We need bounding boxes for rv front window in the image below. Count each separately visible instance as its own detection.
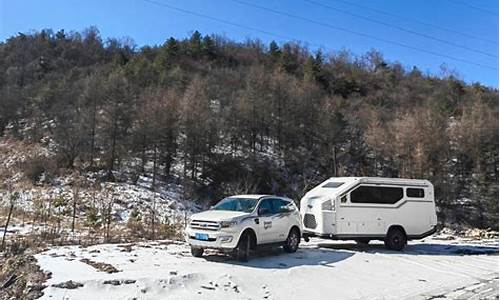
[321,200,332,210]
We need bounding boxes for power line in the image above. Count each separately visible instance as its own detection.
[139,0,324,48]
[304,0,497,58]
[139,0,497,70]
[229,0,497,70]
[329,0,496,45]
[446,0,498,16]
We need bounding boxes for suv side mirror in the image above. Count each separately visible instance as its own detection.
[258,207,270,215]
[279,205,292,213]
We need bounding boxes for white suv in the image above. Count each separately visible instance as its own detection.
[185,195,302,261]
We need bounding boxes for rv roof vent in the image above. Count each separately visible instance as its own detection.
[322,182,344,188]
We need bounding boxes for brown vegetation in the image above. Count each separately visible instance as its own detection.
[0,28,497,230]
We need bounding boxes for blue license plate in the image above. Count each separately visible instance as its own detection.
[195,233,209,240]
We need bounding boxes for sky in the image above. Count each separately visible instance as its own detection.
[1,0,498,87]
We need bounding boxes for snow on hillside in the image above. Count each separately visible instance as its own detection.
[0,140,201,237]
[35,234,498,300]
[0,177,197,222]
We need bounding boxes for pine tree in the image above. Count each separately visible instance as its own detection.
[202,35,216,60]
[188,30,202,58]
[268,40,281,63]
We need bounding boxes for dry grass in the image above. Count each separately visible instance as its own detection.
[0,254,50,300]
[0,208,184,299]
[0,233,49,300]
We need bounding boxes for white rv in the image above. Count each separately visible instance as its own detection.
[300,177,437,250]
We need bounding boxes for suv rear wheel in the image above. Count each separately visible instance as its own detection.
[384,228,407,251]
[283,228,300,253]
[235,232,251,262]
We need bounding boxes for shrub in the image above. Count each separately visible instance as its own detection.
[22,156,57,184]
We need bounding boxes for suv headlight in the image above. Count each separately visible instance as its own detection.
[220,220,238,228]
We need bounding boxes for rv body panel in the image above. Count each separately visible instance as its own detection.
[301,177,437,241]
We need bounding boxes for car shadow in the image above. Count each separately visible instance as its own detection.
[203,246,354,269]
[202,240,497,268]
[314,241,499,256]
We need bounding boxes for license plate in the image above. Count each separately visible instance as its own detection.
[195,233,209,240]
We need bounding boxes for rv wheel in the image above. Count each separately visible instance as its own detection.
[384,228,407,251]
[191,247,204,257]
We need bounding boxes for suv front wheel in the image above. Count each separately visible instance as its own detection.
[235,232,251,262]
[283,228,300,253]
[191,247,204,257]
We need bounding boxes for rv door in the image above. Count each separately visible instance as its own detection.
[337,194,357,235]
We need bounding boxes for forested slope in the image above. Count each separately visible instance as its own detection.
[0,28,497,228]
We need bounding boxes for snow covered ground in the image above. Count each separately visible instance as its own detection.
[35,234,498,300]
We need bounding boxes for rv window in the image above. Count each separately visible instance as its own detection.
[351,186,381,203]
[341,195,347,203]
[384,187,404,204]
[350,186,403,204]
[322,182,345,188]
[406,188,425,198]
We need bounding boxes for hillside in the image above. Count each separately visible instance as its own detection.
[0,27,498,232]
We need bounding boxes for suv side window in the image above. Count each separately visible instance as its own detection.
[272,198,292,213]
[258,198,273,215]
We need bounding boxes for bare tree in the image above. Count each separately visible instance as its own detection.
[101,187,114,242]
[221,175,258,196]
[71,174,81,234]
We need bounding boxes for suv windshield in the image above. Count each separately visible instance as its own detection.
[212,197,258,213]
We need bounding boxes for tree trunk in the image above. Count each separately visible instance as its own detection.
[45,199,53,233]
[107,118,118,179]
[164,153,172,178]
[1,203,14,251]
[277,98,282,151]
[152,145,157,189]
[89,99,97,168]
[151,145,157,240]
[191,151,196,180]
[72,184,79,233]
[141,134,146,174]
[106,203,111,242]
[332,146,338,177]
